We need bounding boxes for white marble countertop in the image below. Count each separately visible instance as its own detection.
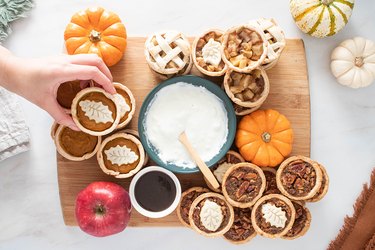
[0,0,375,249]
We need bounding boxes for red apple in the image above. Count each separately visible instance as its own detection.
[75,182,131,237]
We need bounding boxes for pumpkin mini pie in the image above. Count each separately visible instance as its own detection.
[223,68,270,110]
[97,132,145,178]
[262,167,281,195]
[113,82,136,129]
[204,150,245,193]
[222,163,266,208]
[56,80,85,112]
[71,87,121,136]
[307,163,329,202]
[276,156,323,201]
[221,24,268,73]
[282,201,311,240]
[54,125,101,161]
[144,30,192,79]
[192,29,227,76]
[223,207,256,244]
[251,194,296,238]
[189,192,234,237]
[177,187,210,227]
[249,18,286,70]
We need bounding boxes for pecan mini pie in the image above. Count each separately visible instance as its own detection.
[251,194,296,238]
[192,29,227,76]
[71,87,121,136]
[221,25,268,73]
[177,187,210,227]
[224,207,256,244]
[189,193,234,237]
[97,132,145,178]
[54,125,101,161]
[249,18,286,70]
[223,68,270,109]
[113,82,136,129]
[307,163,329,202]
[204,150,245,192]
[276,156,323,201]
[222,163,266,208]
[282,201,311,240]
[262,167,281,195]
[144,30,192,79]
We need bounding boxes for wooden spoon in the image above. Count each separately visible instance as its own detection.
[179,131,220,190]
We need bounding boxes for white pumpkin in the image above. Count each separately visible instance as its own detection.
[290,0,354,38]
[331,37,375,89]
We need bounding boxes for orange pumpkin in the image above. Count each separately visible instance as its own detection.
[64,7,127,67]
[235,109,293,167]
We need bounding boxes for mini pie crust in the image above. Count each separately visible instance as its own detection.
[97,132,145,178]
[276,156,323,201]
[71,87,121,136]
[223,207,257,244]
[307,163,329,202]
[192,29,228,77]
[188,192,234,237]
[262,167,281,195]
[282,201,311,240]
[54,125,101,161]
[251,194,296,238]
[113,82,136,129]
[222,162,266,208]
[120,129,149,167]
[234,103,260,116]
[50,122,60,140]
[177,187,210,227]
[221,24,268,73]
[144,30,192,79]
[223,68,270,109]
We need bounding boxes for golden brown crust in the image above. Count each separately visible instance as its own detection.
[113,82,136,129]
[50,122,60,140]
[281,201,311,240]
[306,163,329,202]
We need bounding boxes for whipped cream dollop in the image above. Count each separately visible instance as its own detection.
[202,38,222,67]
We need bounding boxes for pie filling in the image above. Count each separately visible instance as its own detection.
[57,80,82,109]
[264,171,281,195]
[281,160,317,197]
[116,88,132,123]
[59,127,98,157]
[77,92,117,131]
[192,197,230,233]
[102,138,140,173]
[179,190,207,225]
[255,198,292,235]
[228,70,265,103]
[224,207,255,242]
[195,31,225,72]
[284,202,308,238]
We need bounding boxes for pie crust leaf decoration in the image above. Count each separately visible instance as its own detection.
[202,38,222,67]
[261,203,287,228]
[104,145,139,165]
[199,200,224,232]
[114,94,131,117]
[79,100,114,124]
[214,162,233,184]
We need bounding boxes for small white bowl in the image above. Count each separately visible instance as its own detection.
[129,166,181,218]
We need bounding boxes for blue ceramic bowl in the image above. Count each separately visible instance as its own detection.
[138,75,236,174]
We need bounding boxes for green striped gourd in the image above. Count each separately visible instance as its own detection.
[290,0,354,38]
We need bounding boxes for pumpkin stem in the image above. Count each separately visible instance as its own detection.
[321,0,334,5]
[355,57,364,67]
[89,30,101,43]
[262,132,271,143]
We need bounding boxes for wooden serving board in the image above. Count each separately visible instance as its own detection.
[57,37,310,226]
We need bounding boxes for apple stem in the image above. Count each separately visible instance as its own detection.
[94,204,106,216]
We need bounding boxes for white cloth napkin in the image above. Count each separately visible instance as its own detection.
[0,86,30,161]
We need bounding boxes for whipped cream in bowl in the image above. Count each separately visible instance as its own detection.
[138,75,236,174]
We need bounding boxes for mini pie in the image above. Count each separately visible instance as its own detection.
[204,150,245,193]
[120,129,149,167]
[221,24,268,73]
[222,162,266,208]
[262,167,281,195]
[177,187,210,227]
[249,18,286,70]
[223,207,256,244]
[189,192,234,237]
[276,156,323,201]
[282,201,311,240]
[54,125,101,161]
[71,87,121,136]
[251,194,296,238]
[223,68,270,109]
[144,30,192,79]
[113,82,136,129]
[97,132,145,178]
[307,163,329,202]
[56,80,84,112]
[192,29,227,76]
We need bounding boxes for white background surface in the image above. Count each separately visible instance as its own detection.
[0,0,375,249]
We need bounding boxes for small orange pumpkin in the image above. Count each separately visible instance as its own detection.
[235,109,293,167]
[64,7,127,67]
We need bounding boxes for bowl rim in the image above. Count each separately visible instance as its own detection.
[138,75,237,174]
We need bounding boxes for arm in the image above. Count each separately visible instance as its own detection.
[0,46,115,130]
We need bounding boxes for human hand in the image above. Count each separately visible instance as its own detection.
[2,53,115,130]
